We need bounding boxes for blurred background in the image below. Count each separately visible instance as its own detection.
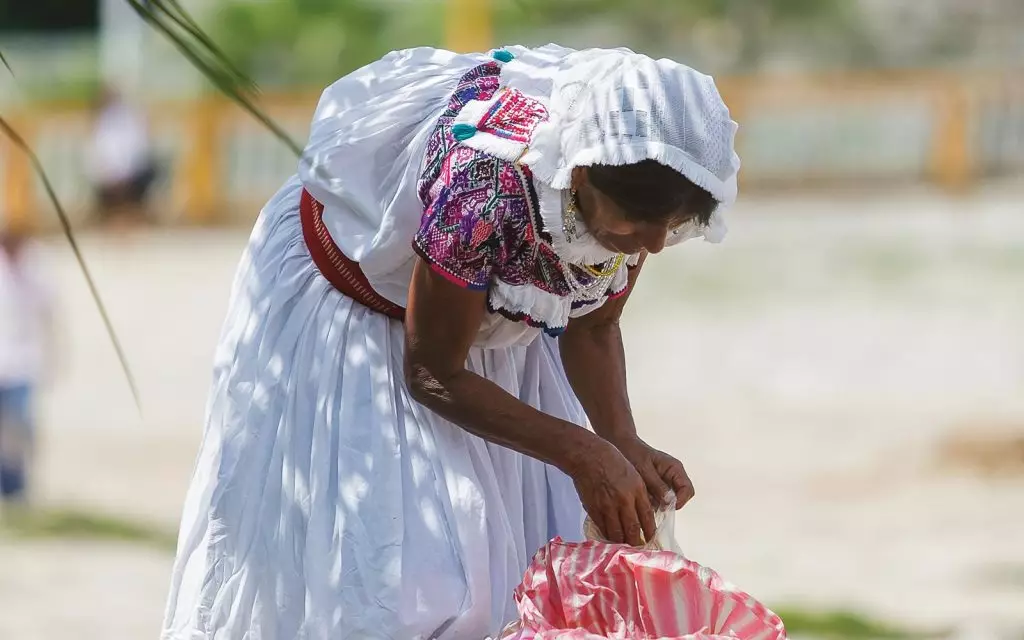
[1,0,1022,638]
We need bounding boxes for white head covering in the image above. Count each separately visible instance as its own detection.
[500,45,740,244]
[524,50,739,200]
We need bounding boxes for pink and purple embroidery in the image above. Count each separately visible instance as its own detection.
[413,62,623,335]
[413,145,535,291]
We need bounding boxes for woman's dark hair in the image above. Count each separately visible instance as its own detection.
[587,160,718,226]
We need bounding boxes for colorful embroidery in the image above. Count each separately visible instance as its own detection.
[414,62,626,335]
[413,145,535,292]
[418,62,502,205]
[478,88,549,144]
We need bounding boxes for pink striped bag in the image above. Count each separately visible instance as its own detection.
[499,500,787,640]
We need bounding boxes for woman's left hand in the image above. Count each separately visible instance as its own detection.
[612,436,695,510]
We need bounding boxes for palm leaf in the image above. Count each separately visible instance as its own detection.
[153,0,257,94]
[0,115,141,410]
[1,0,312,411]
[165,1,251,73]
[0,0,305,412]
[0,47,141,410]
[123,0,301,156]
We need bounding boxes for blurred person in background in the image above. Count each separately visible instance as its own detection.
[163,45,739,639]
[0,222,54,506]
[86,84,160,229]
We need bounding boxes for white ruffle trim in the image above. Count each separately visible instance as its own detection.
[488,280,571,334]
[525,137,734,246]
[486,264,633,331]
[524,135,739,207]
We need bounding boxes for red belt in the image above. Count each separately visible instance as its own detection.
[299,188,406,320]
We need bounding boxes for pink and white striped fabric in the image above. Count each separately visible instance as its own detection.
[505,538,787,640]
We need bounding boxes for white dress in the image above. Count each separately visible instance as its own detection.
[163,45,739,640]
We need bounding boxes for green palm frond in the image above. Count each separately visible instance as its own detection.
[154,0,255,92]
[0,0,306,413]
[124,0,301,156]
[0,115,141,410]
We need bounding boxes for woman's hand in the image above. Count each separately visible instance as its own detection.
[612,436,695,510]
[568,437,656,547]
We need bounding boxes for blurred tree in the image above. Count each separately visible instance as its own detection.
[207,0,449,89]
[202,0,872,86]
[501,0,861,71]
[208,0,390,87]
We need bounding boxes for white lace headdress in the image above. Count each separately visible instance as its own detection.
[504,46,741,243]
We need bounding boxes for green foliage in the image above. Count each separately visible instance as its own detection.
[21,74,100,102]
[1,507,178,552]
[501,0,859,70]
[505,0,845,25]
[125,0,301,154]
[210,0,401,88]
[774,607,938,640]
[194,0,865,85]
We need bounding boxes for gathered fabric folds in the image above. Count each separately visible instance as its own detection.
[161,179,586,639]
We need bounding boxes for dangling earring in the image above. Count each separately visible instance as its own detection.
[563,189,580,243]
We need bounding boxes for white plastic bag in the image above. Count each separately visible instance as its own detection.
[582,491,683,554]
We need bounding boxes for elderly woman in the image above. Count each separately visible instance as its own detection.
[163,44,739,640]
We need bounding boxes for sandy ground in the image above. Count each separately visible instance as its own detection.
[2,187,1023,638]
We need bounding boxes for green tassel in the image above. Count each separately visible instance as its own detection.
[492,49,514,63]
[452,124,477,141]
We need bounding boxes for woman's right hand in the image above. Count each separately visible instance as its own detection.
[569,437,657,546]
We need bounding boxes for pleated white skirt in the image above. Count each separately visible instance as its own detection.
[162,179,586,640]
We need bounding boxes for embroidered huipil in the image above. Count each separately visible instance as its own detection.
[413,61,637,347]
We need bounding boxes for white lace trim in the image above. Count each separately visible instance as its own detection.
[525,137,739,205]
[488,276,632,330]
[488,280,571,333]
[526,138,733,245]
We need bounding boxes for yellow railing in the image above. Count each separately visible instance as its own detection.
[2,69,1022,231]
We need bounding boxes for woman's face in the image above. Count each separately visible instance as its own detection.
[573,167,692,255]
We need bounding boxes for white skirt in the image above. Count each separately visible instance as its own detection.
[162,179,586,640]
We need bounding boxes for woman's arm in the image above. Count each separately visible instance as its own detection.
[559,254,696,509]
[405,259,591,470]
[559,255,646,445]
[404,258,656,545]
